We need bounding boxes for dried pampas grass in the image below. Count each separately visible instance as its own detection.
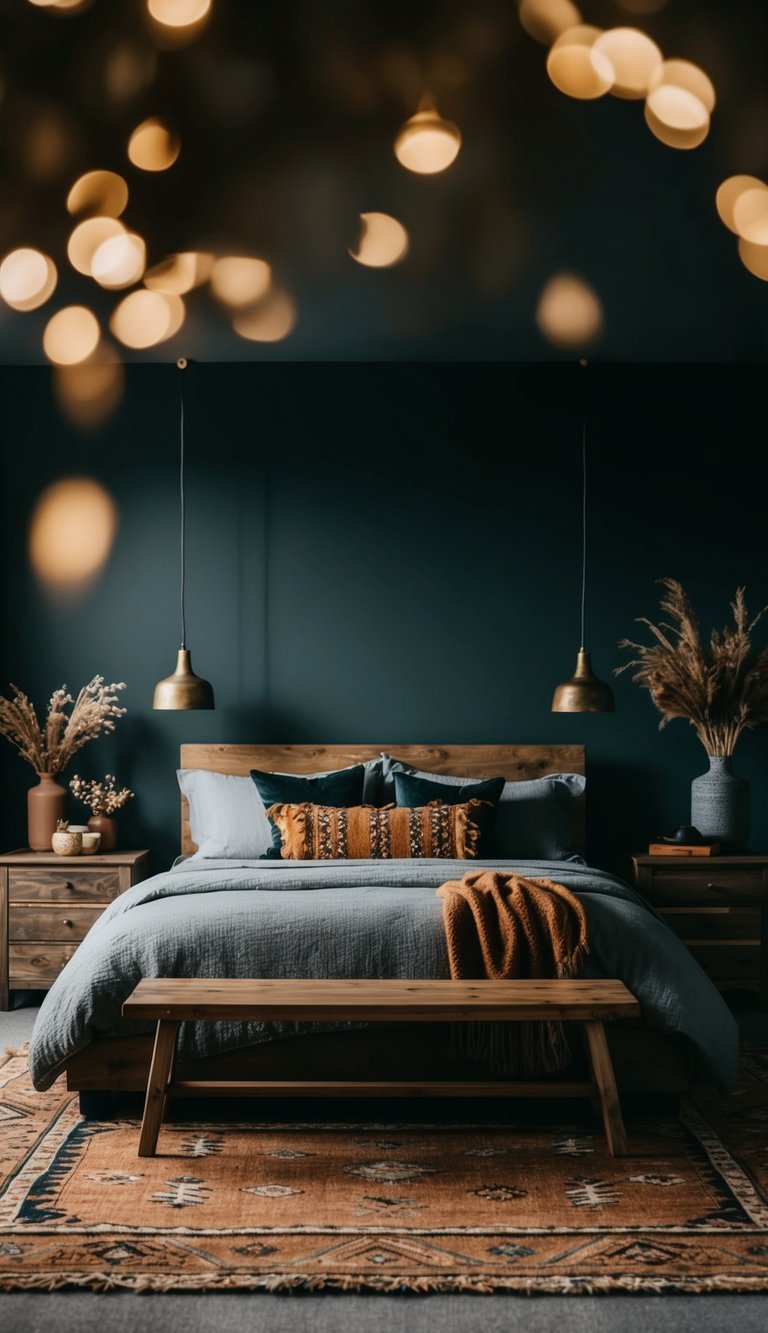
[617,579,768,757]
[0,677,126,775]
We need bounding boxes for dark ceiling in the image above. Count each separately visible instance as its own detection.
[1,0,767,363]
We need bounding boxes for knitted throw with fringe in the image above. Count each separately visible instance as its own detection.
[436,871,590,1076]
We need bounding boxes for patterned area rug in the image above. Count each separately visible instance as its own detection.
[1,1046,768,1294]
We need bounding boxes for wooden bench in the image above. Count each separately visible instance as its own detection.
[122,977,640,1158]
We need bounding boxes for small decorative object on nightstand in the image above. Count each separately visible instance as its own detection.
[0,848,149,1009]
[631,854,768,1010]
[69,774,134,853]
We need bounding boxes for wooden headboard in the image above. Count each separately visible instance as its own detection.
[179,743,586,857]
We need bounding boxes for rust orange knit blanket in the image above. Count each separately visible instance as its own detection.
[436,871,590,1075]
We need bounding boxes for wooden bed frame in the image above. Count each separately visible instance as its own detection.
[60,743,692,1105]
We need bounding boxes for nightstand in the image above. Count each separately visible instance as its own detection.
[0,848,150,1009]
[631,854,768,1009]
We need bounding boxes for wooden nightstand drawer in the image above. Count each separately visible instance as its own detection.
[632,854,767,1008]
[684,941,761,990]
[8,942,79,983]
[9,905,105,942]
[656,906,760,940]
[8,867,122,903]
[647,867,763,906]
[1,849,150,1007]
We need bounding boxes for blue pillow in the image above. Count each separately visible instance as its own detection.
[394,770,505,856]
[251,764,366,856]
[394,770,505,809]
[383,754,585,860]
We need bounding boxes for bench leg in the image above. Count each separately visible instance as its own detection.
[138,1020,180,1157]
[582,1020,629,1157]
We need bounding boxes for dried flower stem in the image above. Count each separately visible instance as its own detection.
[70,773,133,817]
[617,580,768,756]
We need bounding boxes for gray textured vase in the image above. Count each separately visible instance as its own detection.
[690,755,750,847]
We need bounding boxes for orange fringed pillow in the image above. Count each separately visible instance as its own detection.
[265,799,490,861]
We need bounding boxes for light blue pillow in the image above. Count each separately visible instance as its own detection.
[381,754,585,860]
[179,759,386,860]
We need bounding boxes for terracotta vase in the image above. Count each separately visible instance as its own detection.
[27,772,69,851]
[87,814,118,852]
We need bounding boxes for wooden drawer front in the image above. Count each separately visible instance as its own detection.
[9,943,79,982]
[8,867,121,904]
[657,907,761,941]
[686,941,761,987]
[9,906,104,942]
[648,868,764,906]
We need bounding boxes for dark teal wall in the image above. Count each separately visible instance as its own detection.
[1,363,767,877]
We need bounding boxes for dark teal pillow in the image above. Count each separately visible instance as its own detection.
[251,765,366,856]
[393,770,504,857]
[393,770,505,809]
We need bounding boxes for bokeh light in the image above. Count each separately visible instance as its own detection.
[147,0,211,26]
[738,237,768,281]
[350,212,410,268]
[144,251,214,293]
[716,176,767,234]
[648,60,715,114]
[536,274,603,348]
[104,41,158,103]
[26,0,90,9]
[127,117,180,171]
[645,86,710,150]
[0,248,57,312]
[23,108,77,182]
[53,347,125,429]
[232,289,298,342]
[518,0,582,46]
[29,477,118,590]
[67,170,129,218]
[68,217,125,276]
[547,26,614,100]
[732,187,768,244]
[43,306,100,365]
[593,27,662,100]
[394,103,462,174]
[110,289,185,347]
[91,232,147,289]
[210,256,272,307]
[146,0,210,23]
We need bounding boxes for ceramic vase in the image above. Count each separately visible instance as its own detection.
[690,755,749,847]
[27,772,69,851]
[87,814,117,852]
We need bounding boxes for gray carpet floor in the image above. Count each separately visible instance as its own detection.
[2,999,767,1333]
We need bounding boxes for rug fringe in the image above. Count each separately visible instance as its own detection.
[1,1272,768,1295]
[2,1043,30,1058]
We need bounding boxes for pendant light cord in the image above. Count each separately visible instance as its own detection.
[580,419,587,651]
[179,361,187,649]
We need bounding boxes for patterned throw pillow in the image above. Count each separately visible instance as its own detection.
[265,800,491,861]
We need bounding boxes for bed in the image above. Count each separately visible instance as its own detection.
[28,743,739,1108]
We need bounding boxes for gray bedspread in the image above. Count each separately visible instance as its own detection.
[28,858,739,1090]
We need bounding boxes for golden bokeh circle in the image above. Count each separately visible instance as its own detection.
[29,477,118,590]
[43,306,101,365]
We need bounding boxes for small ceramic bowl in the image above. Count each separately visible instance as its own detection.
[80,831,101,853]
[51,830,83,856]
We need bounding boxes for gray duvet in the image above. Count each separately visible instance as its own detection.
[29,858,739,1090]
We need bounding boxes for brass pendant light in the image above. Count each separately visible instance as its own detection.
[551,411,614,714]
[153,358,214,710]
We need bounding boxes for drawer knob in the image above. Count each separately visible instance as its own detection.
[61,918,73,927]
[64,881,74,892]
